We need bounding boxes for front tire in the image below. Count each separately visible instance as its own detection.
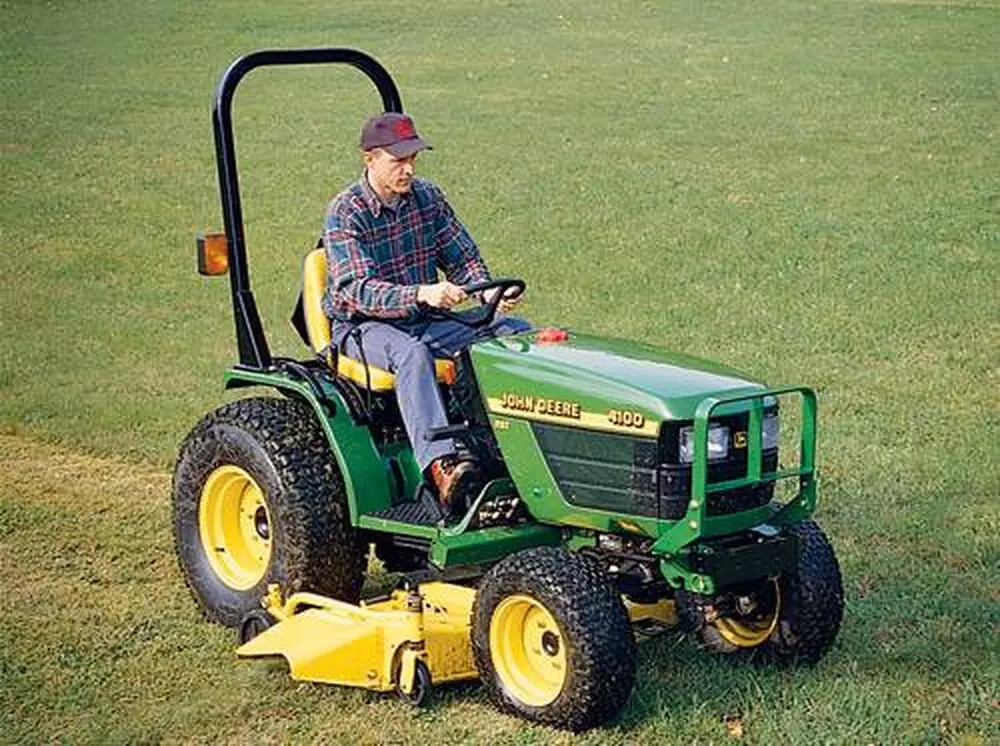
[679,520,844,664]
[472,547,636,731]
[172,396,365,626]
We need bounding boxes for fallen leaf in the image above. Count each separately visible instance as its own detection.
[722,713,744,739]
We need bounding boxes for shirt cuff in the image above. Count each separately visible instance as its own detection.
[399,283,421,313]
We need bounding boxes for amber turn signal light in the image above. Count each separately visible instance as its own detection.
[197,232,229,276]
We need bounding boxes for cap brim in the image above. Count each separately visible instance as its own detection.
[384,137,432,158]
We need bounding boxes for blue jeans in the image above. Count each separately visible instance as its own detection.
[341,312,531,470]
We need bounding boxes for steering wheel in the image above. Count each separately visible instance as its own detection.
[428,277,526,328]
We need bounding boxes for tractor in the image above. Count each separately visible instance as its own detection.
[174,48,844,732]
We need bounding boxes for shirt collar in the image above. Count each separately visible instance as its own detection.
[360,170,410,218]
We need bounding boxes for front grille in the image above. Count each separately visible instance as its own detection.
[660,455,777,519]
[531,421,777,521]
[531,424,660,517]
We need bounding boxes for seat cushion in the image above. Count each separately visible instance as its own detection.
[337,356,456,392]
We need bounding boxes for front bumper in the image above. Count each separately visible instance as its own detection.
[686,530,800,589]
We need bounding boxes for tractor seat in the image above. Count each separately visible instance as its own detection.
[301,248,456,392]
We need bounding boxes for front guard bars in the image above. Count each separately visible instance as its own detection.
[653,385,818,593]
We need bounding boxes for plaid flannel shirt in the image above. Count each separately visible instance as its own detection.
[322,174,490,344]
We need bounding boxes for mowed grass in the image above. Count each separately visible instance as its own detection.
[1,435,994,745]
[1,0,998,743]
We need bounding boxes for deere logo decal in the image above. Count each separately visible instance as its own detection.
[489,392,659,437]
[499,392,581,419]
[733,431,748,448]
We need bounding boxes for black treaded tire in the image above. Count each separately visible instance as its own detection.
[397,659,432,707]
[472,546,636,731]
[678,520,844,665]
[172,396,365,627]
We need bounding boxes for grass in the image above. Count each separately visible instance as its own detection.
[1,0,998,743]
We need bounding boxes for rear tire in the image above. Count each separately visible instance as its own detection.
[679,520,843,664]
[173,396,365,627]
[472,546,636,731]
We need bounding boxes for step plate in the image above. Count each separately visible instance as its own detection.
[369,501,441,527]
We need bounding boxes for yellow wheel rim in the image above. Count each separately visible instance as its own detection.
[489,595,567,707]
[714,581,781,648]
[198,465,272,590]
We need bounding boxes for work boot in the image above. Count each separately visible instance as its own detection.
[427,456,480,517]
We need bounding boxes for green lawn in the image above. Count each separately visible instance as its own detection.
[2,0,998,743]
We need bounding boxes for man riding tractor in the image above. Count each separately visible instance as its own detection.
[321,111,529,516]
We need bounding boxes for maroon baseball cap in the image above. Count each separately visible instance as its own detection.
[360,112,432,157]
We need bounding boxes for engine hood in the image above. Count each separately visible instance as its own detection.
[469,330,765,433]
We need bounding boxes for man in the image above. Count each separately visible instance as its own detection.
[322,112,530,515]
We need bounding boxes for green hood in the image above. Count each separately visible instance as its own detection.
[470,331,766,427]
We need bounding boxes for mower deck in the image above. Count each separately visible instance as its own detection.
[237,583,479,695]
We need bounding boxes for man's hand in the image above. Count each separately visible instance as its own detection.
[483,286,524,314]
[417,281,467,309]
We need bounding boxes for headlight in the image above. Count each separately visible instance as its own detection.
[762,412,780,451]
[679,424,730,464]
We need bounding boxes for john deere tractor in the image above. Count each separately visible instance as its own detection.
[174,48,844,731]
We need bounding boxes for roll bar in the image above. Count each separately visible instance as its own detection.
[212,48,403,369]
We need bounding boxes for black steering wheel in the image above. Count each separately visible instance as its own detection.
[428,277,526,328]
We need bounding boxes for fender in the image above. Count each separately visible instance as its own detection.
[223,366,392,522]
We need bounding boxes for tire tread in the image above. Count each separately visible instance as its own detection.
[172,396,364,626]
[678,519,844,665]
[472,546,636,731]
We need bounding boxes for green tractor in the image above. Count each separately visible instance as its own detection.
[174,48,844,732]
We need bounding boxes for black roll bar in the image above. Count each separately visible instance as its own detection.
[212,48,403,369]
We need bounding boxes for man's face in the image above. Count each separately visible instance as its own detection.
[365,148,417,197]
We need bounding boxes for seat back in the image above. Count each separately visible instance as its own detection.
[302,248,332,356]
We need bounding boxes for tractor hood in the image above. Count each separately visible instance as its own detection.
[470,330,766,434]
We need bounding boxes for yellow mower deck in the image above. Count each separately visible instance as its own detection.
[237,583,478,695]
[237,583,677,699]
